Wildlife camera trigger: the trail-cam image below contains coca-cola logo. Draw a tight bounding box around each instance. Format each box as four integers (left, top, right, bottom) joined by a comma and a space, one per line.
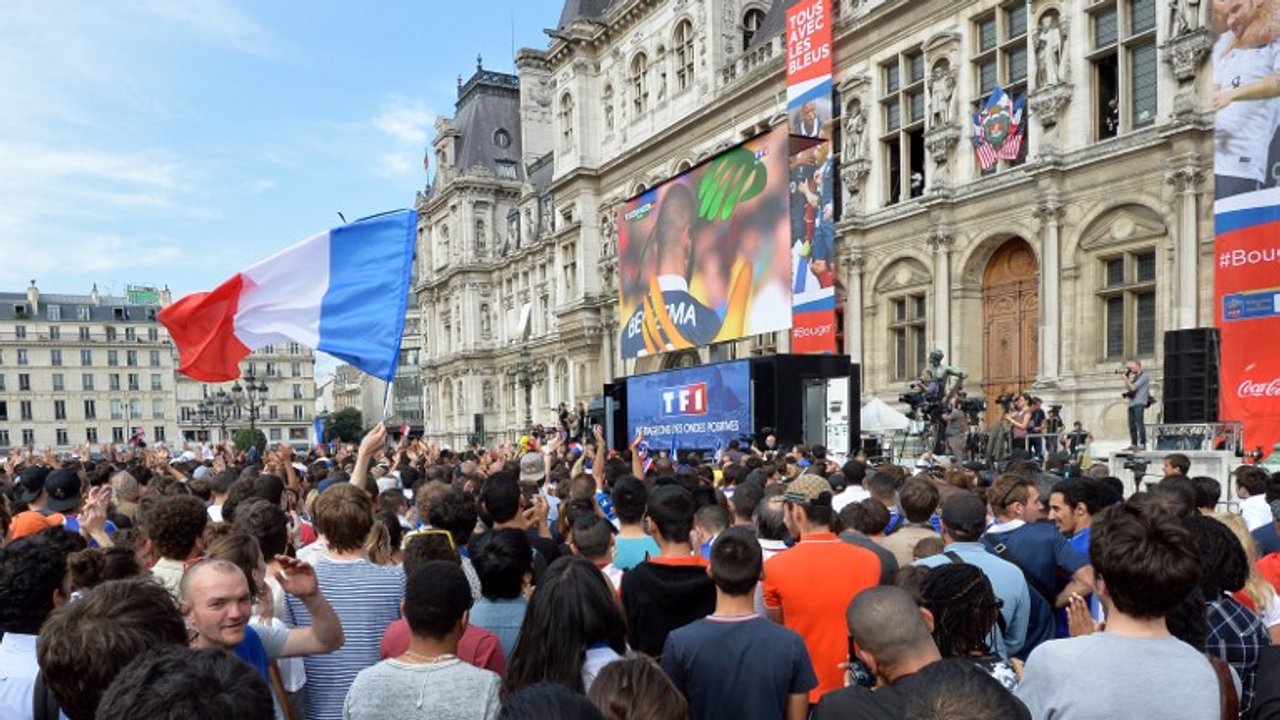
1238, 379, 1280, 398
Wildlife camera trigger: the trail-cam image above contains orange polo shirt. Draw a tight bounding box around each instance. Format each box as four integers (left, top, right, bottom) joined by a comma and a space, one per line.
762, 532, 880, 703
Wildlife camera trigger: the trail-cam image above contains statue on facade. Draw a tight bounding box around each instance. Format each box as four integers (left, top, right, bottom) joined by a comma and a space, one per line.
927, 349, 967, 397
1169, 0, 1201, 37
844, 100, 868, 160
483, 381, 494, 409
605, 98, 615, 132
928, 65, 956, 126
1034, 13, 1067, 86
480, 305, 492, 339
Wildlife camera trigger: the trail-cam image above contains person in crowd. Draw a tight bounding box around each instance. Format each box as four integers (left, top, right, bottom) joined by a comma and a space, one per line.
35, 578, 187, 720
865, 470, 902, 534
619, 485, 716, 657
729, 480, 764, 532
1238, 466, 1273, 532
144, 494, 209, 598
94, 645, 274, 720
832, 459, 869, 511
836, 500, 898, 585
916, 492, 1031, 659
499, 683, 606, 720
344, 561, 500, 720
1163, 453, 1191, 478
662, 527, 815, 720
475, 471, 557, 572
754, 495, 790, 560
503, 556, 627, 698
207, 469, 239, 523
588, 658, 689, 720
763, 475, 880, 704
284, 482, 402, 720
66, 545, 144, 594
1187, 513, 1270, 714
881, 477, 941, 569
1192, 476, 1221, 515
693, 505, 729, 559
900, 659, 1031, 720
570, 515, 623, 592
427, 488, 484, 599
983, 474, 1092, 654
1217, 512, 1280, 643
919, 563, 1021, 689
470, 527, 534, 662
0, 529, 82, 719
611, 476, 661, 570
810, 586, 943, 719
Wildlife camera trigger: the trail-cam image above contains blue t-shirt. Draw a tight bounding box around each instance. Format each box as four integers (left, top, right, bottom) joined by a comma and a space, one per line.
614, 535, 661, 571
984, 521, 1087, 658
233, 625, 271, 683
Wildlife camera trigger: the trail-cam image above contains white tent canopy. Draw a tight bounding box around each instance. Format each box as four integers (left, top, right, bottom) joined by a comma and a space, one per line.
860, 397, 911, 434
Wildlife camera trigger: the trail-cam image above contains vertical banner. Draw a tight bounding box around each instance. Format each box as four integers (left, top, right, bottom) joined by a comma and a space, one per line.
1213, 1, 1280, 458
786, 0, 837, 354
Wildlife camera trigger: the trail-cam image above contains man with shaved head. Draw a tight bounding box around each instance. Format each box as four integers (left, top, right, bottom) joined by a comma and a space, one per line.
811, 586, 943, 719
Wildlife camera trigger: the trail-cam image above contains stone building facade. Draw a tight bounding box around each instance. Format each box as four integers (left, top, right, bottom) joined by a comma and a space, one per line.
416, 0, 1213, 445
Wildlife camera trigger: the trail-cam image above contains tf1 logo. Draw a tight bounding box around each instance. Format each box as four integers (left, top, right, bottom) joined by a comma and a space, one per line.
660, 382, 708, 417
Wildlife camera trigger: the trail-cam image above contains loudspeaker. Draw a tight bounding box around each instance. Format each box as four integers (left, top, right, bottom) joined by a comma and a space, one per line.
1162, 328, 1220, 424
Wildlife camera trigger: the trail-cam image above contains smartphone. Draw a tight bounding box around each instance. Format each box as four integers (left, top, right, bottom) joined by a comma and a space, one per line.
846, 636, 875, 688
519, 479, 539, 503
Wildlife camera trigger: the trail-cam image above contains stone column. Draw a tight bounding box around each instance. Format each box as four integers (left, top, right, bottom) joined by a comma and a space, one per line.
1035, 201, 1064, 384
926, 229, 954, 358
1167, 164, 1205, 329
842, 254, 866, 364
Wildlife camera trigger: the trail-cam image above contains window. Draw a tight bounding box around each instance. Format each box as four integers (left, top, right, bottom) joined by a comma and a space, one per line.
129, 399, 142, 419
743, 7, 766, 50
18, 374, 30, 392
152, 399, 164, 419
971, 6, 1029, 172
149, 350, 160, 366
112, 427, 124, 443
1090, 0, 1157, 138
127, 373, 139, 391
109, 374, 121, 392
85, 427, 97, 443
289, 342, 301, 355
148, 327, 159, 342
631, 53, 649, 115
675, 20, 695, 92
79, 326, 90, 341
22, 429, 34, 446
14, 326, 25, 340
269, 428, 282, 441
20, 401, 33, 421
151, 373, 162, 391
881, 49, 927, 204
126, 350, 138, 366
110, 400, 123, 420
82, 373, 94, 391
0, 374, 4, 391
889, 293, 928, 380
294, 405, 305, 421
16, 349, 27, 365
293, 383, 303, 400
266, 362, 277, 377
154, 426, 166, 442
0, 402, 6, 421
105, 327, 116, 342
107, 350, 118, 366
261, 345, 274, 355
291, 361, 302, 378
48, 326, 60, 340
84, 400, 96, 420
0, 430, 8, 446
77, 306, 90, 320
125, 327, 136, 341
1099, 249, 1157, 359
493, 128, 511, 148
46, 303, 62, 321
81, 349, 92, 366
54, 400, 66, 420
559, 93, 574, 151
50, 349, 61, 366
268, 405, 279, 421
52, 373, 63, 392
55, 428, 68, 446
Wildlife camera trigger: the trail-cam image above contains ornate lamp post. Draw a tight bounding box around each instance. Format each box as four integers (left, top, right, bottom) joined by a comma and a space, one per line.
198, 389, 235, 441
231, 372, 270, 434
505, 346, 546, 433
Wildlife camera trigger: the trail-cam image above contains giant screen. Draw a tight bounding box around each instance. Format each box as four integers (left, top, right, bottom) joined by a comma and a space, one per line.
626, 360, 752, 451
616, 127, 792, 359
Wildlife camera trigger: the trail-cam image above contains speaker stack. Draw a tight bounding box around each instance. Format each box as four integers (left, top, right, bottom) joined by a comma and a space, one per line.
1161, 328, 1220, 424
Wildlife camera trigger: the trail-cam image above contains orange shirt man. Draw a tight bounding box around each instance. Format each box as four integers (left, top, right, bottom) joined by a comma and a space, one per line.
764, 475, 881, 703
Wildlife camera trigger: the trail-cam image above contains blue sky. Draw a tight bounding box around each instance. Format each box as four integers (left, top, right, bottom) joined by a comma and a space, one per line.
0, 0, 561, 300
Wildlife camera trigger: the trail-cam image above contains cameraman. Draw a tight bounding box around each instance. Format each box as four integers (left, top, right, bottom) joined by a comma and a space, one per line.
1121, 360, 1150, 451
942, 395, 968, 461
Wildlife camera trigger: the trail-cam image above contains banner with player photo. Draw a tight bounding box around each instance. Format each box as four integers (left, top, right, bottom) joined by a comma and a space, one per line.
615, 128, 792, 360
1213, 0, 1280, 458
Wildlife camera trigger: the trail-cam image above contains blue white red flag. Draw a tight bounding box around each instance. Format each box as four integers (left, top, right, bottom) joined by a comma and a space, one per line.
971, 84, 1026, 171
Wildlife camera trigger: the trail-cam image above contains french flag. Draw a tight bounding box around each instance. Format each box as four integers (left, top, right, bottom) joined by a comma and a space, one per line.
159, 210, 416, 383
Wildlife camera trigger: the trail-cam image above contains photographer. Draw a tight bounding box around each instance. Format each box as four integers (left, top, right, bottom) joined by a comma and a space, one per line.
1120, 360, 1150, 451
942, 395, 968, 461
1005, 394, 1032, 453
1027, 398, 1047, 458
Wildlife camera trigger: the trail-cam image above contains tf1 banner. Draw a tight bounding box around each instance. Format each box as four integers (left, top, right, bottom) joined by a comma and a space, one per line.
625, 360, 752, 452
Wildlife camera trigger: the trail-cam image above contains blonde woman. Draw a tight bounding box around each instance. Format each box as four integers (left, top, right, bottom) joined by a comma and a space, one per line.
1217, 512, 1280, 643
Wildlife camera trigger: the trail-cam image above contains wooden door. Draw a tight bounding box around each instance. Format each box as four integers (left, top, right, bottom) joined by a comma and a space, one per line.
982, 239, 1039, 423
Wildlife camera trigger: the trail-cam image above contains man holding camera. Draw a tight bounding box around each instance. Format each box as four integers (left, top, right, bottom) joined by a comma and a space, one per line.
942, 395, 969, 461
1121, 361, 1150, 451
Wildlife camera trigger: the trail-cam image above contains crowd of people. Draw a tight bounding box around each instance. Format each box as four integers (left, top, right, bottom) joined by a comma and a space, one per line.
0, 425, 1277, 719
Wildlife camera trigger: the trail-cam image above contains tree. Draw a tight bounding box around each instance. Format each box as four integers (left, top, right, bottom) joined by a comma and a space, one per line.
232, 427, 267, 455
325, 408, 364, 443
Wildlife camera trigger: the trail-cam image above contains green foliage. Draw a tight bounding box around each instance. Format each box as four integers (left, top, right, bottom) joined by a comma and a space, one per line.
698, 146, 769, 222
325, 407, 364, 443
232, 427, 267, 454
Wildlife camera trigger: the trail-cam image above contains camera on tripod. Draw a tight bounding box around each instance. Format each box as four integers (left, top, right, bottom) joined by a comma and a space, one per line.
898, 386, 944, 422
995, 393, 1016, 412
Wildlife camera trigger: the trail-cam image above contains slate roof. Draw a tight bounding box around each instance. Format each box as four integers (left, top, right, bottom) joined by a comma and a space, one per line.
557, 0, 613, 29
748, 0, 794, 51
450, 68, 524, 181
0, 291, 161, 323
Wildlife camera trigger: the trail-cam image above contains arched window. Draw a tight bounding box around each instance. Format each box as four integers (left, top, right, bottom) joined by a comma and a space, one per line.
674, 21, 695, 91
743, 8, 766, 51
675, 159, 693, 174
631, 53, 649, 115
559, 92, 574, 151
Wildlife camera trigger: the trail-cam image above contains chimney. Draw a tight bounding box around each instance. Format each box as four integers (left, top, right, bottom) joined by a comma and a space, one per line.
26, 280, 38, 315
160, 285, 172, 307
89, 283, 101, 307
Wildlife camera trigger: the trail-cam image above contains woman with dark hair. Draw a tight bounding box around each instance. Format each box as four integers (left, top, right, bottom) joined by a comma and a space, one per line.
1186, 514, 1269, 714
67, 546, 144, 595
920, 563, 1021, 690
503, 556, 628, 699
587, 657, 689, 720
471, 528, 534, 662
499, 683, 605, 720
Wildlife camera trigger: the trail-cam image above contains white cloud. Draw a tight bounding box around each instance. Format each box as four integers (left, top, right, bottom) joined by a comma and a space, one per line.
369, 99, 435, 179
250, 178, 278, 193
136, 0, 277, 56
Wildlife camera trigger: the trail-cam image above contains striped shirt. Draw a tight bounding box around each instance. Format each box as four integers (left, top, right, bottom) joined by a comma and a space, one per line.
285, 556, 403, 720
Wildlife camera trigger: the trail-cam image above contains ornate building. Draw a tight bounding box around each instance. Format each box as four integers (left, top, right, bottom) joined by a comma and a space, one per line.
416, 0, 1212, 445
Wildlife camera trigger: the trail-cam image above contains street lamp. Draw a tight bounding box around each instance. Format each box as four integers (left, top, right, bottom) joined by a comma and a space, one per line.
197, 389, 235, 442
505, 346, 546, 433
231, 372, 270, 433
